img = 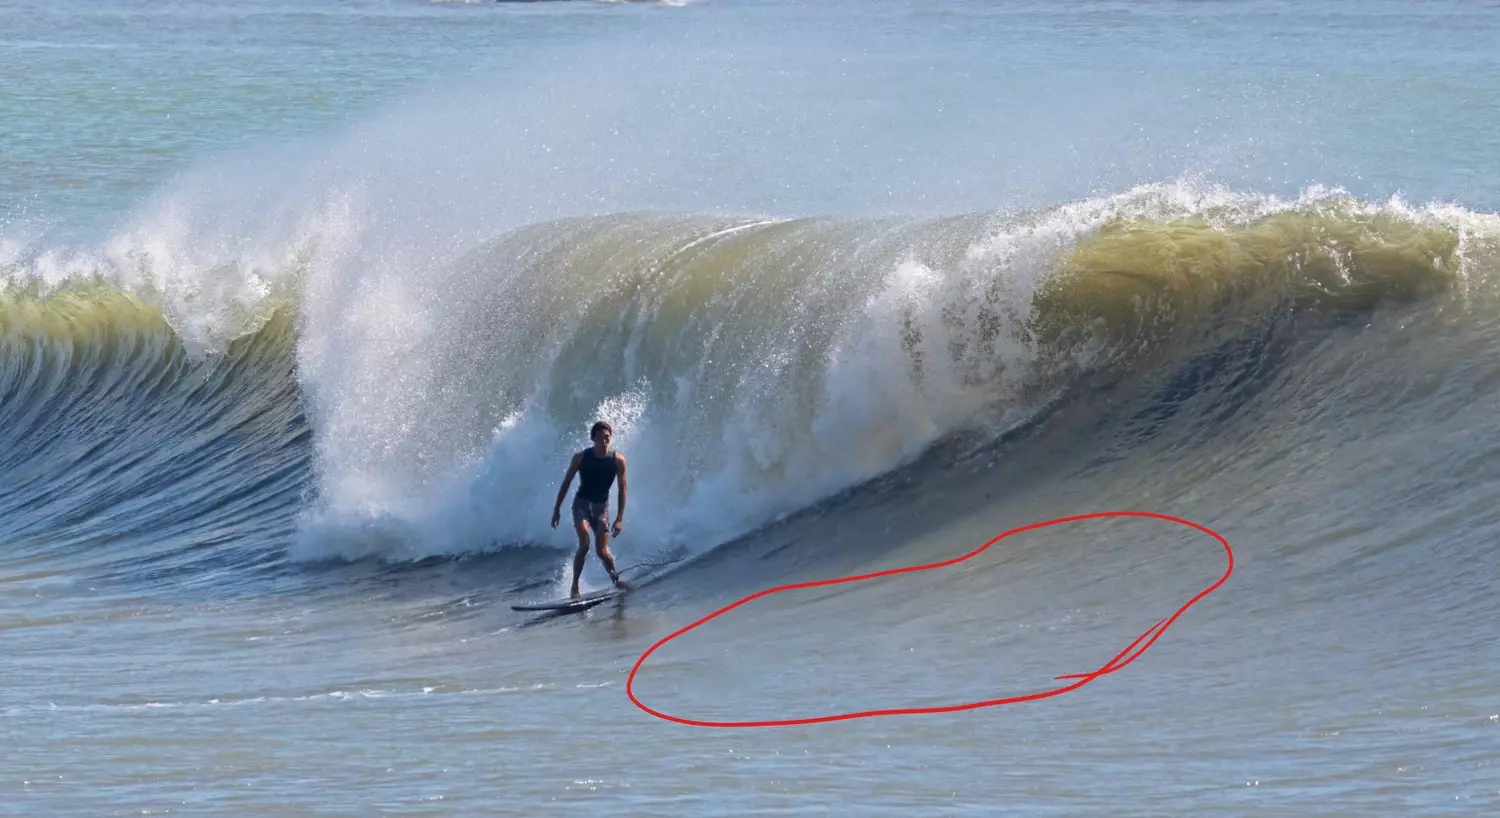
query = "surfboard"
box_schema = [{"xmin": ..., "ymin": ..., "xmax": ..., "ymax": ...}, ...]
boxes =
[{"xmin": 510, "ymin": 587, "xmax": 627, "ymax": 613}]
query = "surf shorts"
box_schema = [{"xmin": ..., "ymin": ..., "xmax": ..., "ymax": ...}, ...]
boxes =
[{"xmin": 571, "ymin": 495, "xmax": 610, "ymax": 535}]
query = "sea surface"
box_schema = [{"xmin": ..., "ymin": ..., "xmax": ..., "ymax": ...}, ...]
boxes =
[{"xmin": 4, "ymin": 0, "xmax": 1500, "ymax": 814}]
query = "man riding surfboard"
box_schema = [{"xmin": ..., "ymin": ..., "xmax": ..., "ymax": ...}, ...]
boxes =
[{"xmin": 551, "ymin": 421, "xmax": 631, "ymax": 600}]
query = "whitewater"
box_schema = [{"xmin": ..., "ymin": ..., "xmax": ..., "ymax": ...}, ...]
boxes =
[{"xmin": 4, "ymin": 0, "xmax": 1500, "ymax": 814}]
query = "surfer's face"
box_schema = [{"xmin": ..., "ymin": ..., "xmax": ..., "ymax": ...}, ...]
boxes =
[{"xmin": 593, "ymin": 427, "xmax": 612, "ymax": 447}]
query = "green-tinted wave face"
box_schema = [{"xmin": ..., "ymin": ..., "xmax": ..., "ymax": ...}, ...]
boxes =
[
  {"xmin": 1, "ymin": 282, "xmax": 171, "ymax": 343},
  {"xmin": 1024, "ymin": 208, "xmax": 1475, "ymax": 367}
]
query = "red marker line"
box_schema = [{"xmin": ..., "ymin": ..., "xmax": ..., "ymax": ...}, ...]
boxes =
[{"xmin": 627, "ymin": 510, "xmax": 1234, "ymax": 727}]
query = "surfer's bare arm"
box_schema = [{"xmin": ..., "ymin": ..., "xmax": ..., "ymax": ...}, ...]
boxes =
[
  {"xmin": 612, "ymin": 454, "xmax": 627, "ymax": 536},
  {"xmin": 551, "ymin": 452, "xmax": 582, "ymax": 528}
]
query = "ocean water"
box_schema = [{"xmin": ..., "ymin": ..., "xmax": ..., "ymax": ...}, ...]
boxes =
[{"xmin": 4, "ymin": 0, "xmax": 1500, "ymax": 814}]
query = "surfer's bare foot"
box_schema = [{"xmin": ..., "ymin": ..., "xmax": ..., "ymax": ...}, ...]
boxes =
[
  {"xmin": 613, "ymin": 577, "xmax": 632, "ymax": 591},
  {"xmin": 569, "ymin": 587, "xmax": 581, "ymax": 600}
]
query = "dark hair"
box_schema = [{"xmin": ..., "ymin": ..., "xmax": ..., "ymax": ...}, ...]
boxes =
[{"xmin": 590, "ymin": 421, "xmax": 612, "ymax": 441}]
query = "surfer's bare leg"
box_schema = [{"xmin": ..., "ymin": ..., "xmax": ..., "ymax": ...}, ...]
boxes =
[
  {"xmin": 569, "ymin": 522, "xmax": 591, "ymax": 600},
  {"xmin": 593, "ymin": 530, "xmax": 630, "ymax": 589}
]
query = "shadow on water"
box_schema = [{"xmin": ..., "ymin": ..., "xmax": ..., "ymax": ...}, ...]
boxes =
[
  {"xmin": 1073, "ymin": 313, "xmax": 1300, "ymax": 476},
  {"xmin": 296, "ymin": 543, "xmax": 569, "ymax": 602}
]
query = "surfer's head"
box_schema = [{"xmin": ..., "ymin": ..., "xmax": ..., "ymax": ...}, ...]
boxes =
[{"xmin": 590, "ymin": 421, "xmax": 613, "ymax": 447}]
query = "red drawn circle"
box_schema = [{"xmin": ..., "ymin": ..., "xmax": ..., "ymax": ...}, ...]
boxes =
[{"xmin": 627, "ymin": 510, "xmax": 1234, "ymax": 727}]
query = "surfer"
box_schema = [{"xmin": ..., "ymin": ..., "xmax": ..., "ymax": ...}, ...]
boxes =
[{"xmin": 551, "ymin": 421, "xmax": 631, "ymax": 600}]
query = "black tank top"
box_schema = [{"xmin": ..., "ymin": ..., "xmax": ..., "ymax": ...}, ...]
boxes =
[{"xmin": 576, "ymin": 447, "xmax": 619, "ymax": 503}]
